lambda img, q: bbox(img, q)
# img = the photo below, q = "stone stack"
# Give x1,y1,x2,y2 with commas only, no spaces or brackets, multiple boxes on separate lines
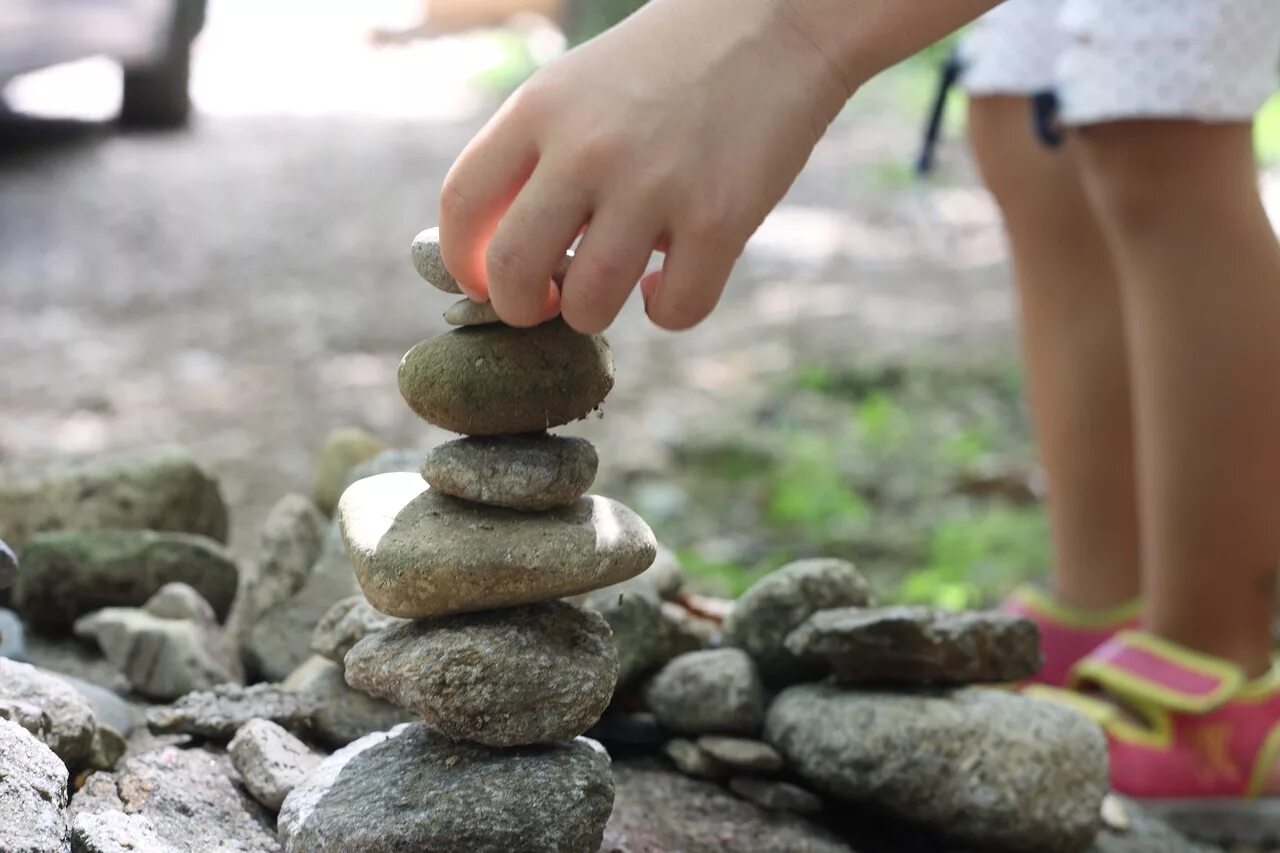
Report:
278,228,657,852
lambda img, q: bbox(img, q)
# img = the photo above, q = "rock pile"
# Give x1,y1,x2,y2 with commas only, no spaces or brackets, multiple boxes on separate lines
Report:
278,228,658,852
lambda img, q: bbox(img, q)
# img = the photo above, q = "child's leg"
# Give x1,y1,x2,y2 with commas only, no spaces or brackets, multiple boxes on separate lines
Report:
968,96,1141,611
1073,120,1280,677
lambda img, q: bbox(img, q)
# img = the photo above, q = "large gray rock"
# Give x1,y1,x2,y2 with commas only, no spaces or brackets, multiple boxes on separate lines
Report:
69,811,177,853
70,746,278,853
312,427,387,516
0,448,228,552
339,473,655,618
645,649,766,736
785,606,1042,685
603,761,850,853
244,522,361,681
580,586,685,691
397,321,614,435
279,723,613,853
722,558,873,686
74,584,242,701
147,683,316,741
422,434,598,511
765,684,1108,853
344,600,617,747
310,595,406,664
15,530,238,635
229,719,322,813
282,656,412,749
0,718,69,853
226,494,326,652
0,657,98,772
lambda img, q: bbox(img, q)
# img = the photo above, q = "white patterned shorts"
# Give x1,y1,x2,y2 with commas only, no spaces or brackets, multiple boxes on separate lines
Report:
960,0,1280,125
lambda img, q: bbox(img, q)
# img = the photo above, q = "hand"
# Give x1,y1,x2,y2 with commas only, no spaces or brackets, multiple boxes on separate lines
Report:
439,0,853,332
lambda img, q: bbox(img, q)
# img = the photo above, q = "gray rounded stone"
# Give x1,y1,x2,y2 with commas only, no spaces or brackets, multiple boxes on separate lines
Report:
344,600,618,747
722,558,874,687
312,428,386,515
15,530,239,635
310,595,407,664
281,656,413,749
784,605,1042,685
229,719,322,813
765,684,1109,853
0,658,98,772
422,433,598,511
397,321,614,436
580,586,686,691
444,297,502,326
0,718,69,853
339,472,655,618
278,723,614,853
696,736,785,773
410,227,464,294
645,649,766,736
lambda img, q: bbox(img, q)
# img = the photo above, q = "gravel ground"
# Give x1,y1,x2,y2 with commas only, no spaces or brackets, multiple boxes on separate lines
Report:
0,4,1018,555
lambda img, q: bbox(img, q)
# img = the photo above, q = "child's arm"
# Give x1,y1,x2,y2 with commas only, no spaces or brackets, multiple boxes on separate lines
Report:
441,0,998,332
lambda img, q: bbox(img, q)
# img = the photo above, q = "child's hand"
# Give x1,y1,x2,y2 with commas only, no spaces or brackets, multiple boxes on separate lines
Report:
439,0,853,332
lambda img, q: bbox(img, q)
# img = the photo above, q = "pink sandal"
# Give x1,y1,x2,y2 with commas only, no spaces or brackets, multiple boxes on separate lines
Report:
1001,584,1140,687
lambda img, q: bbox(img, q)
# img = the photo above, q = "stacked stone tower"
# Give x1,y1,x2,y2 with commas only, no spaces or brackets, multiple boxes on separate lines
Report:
319,228,656,851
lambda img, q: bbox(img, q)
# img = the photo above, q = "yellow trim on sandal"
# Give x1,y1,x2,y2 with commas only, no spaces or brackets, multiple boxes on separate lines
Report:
1069,631,1244,715
1010,585,1142,629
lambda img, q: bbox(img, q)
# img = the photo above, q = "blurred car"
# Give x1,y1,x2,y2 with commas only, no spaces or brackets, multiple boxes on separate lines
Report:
0,0,206,127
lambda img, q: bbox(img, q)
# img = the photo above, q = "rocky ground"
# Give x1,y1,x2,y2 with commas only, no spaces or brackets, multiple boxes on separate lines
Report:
0,446,1224,852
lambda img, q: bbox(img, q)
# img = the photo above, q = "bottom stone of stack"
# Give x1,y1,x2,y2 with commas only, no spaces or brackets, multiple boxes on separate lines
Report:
343,599,619,747
278,723,614,853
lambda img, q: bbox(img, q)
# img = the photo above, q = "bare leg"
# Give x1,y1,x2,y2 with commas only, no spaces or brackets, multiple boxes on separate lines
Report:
968,96,1142,610
1075,120,1280,676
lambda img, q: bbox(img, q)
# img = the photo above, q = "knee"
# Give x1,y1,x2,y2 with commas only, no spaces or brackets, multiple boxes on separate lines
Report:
967,97,1081,224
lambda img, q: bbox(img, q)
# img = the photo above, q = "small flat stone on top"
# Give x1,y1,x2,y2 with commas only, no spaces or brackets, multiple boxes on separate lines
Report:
422,434,598,511
344,600,618,747
397,320,614,436
444,297,502,327
410,228,463,294
784,605,1042,685
338,472,656,618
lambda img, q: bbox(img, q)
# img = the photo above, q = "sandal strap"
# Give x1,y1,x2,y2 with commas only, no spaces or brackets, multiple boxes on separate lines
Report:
1068,630,1244,714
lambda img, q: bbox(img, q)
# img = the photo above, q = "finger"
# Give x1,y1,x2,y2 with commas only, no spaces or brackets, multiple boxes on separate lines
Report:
439,104,540,300
641,233,741,331
486,166,590,327
559,207,660,334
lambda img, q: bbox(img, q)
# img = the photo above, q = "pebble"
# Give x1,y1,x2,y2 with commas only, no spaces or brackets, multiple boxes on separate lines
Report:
0,718,69,853
696,736,785,774
422,433,599,511
765,684,1108,853
146,683,317,741
397,320,614,435
0,447,228,551
310,595,407,664
444,297,502,326
344,600,618,746
339,473,655,618
229,719,322,813
0,657,98,772
281,655,413,749
0,537,16,590
278,723,614,853
785,605,1042,685
663,738,727,779
722,558,874,687
16,529,239,635
410,227,464,293
729,778,824,814
645,649,767,736
69,746,279,853
89,724,126,772
312,427,387,515
74,584,243,701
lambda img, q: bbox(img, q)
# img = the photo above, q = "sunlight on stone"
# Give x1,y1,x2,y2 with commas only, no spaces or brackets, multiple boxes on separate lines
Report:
590,495,622,551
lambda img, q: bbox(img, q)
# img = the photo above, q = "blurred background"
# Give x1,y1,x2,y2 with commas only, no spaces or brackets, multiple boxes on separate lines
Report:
5,0,1280,607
